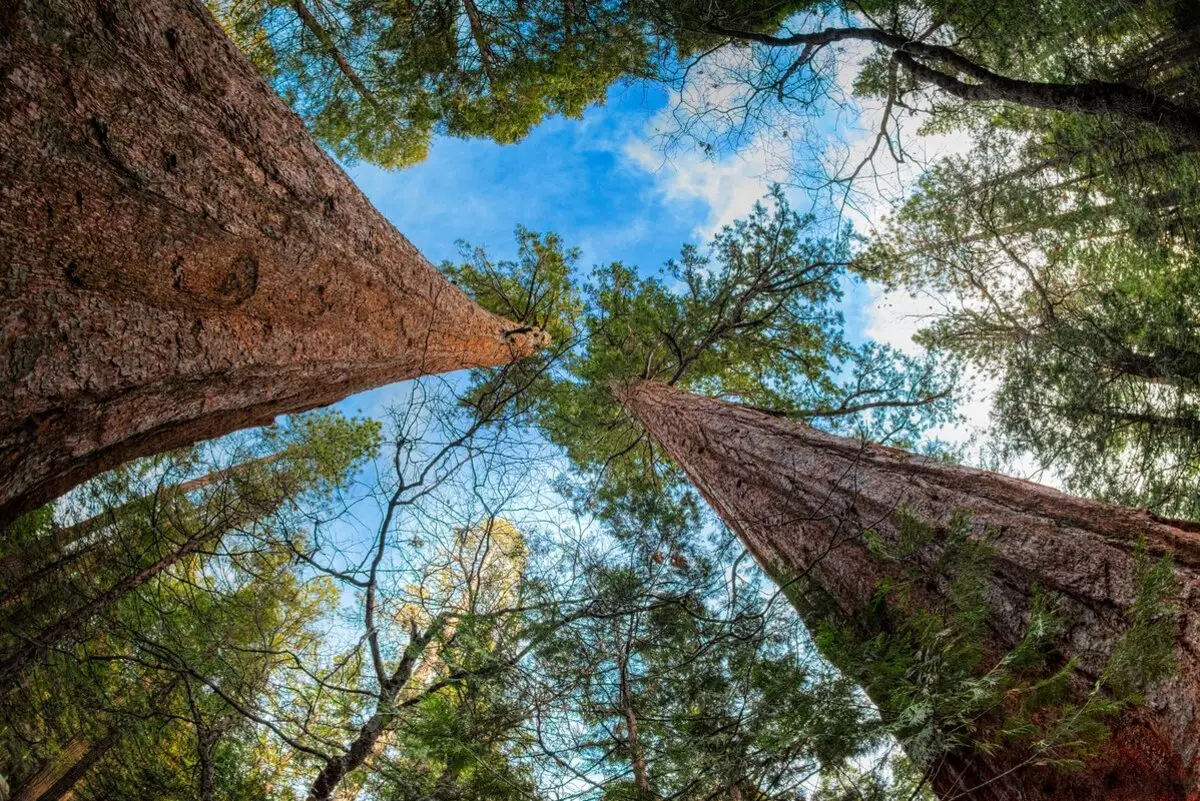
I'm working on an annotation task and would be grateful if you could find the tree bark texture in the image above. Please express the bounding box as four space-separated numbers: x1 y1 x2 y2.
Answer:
616 379 1200 801
0 0 546 528
9 735 91 801
28 732 118 801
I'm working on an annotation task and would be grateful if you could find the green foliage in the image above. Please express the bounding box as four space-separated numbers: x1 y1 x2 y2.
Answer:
0 504 54 556
813 509 1180 776
809 751 935 801
376 680 535 801
208 0 652 167
453 193 955 533
0 410 371 801
536 535 878 801
1103 539 1179 698
264 409 382 495
862 117 1200 515
208 0 1200 170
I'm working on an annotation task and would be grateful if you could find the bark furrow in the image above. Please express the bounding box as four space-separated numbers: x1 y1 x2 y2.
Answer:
617 379 1200 801
0 0 545 527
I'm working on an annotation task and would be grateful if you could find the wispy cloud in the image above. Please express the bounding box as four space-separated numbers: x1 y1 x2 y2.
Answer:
622 135 787 240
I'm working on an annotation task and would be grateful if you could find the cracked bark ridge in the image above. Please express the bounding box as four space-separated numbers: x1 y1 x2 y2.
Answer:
616 379 1200 801
0 0 547 528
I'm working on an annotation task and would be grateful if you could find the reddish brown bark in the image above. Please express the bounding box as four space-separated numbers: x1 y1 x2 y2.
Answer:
11 731 118 801
617 379 1200 801
0 0 546 528
10 735 92 801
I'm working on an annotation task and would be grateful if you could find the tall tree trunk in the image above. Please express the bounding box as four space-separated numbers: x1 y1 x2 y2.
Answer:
9 736 90 801
29 732 118 801
9 674 178 801
195 725 217 801
10 730 119 801
0 0 546 528
616 379 1200 801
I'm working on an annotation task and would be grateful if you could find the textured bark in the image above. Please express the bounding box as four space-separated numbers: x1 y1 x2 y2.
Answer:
9 729 118 801
195 725 217 801
0 0 546 528
10 735 91 801
28 732 118 801
617 380 1200 801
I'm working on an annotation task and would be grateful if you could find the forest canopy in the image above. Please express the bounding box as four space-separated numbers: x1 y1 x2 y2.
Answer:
3 0 1200 798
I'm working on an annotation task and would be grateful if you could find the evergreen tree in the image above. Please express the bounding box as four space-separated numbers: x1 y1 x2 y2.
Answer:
451 194 956 533
616 379 1194 800
0 0 544 527
860 122 1200 517
206 0 1200 167
0 410 379 684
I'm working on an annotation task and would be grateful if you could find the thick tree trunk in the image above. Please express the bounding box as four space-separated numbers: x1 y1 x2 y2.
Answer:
9 729 119 801
10 736 91 801
29 733 118 801
617 380 1200 801
0 0 546 529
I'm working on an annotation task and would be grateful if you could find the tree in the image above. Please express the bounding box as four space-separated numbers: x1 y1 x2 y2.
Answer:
2 534 334 801
0 410 379 683
534 535 877 801
209 0 652 167
0 410 378 585
207 0 1200 173
859 123 1200 517
232 379 579 801
0 0 545 528
616 379 1199 800
451 194 956 533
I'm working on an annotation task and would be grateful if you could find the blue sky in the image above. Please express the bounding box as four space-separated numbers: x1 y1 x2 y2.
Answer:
347 82 704 273
334 77 892 422
329 62 1008 473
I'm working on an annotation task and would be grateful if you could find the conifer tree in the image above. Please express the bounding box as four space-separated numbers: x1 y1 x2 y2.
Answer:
0 0 544 527
617 379 1198 800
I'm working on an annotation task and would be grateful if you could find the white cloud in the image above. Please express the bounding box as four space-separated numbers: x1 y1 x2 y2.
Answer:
616 39 1057 475
616 44 799 240
622 135 786 240
816 43 1012 457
